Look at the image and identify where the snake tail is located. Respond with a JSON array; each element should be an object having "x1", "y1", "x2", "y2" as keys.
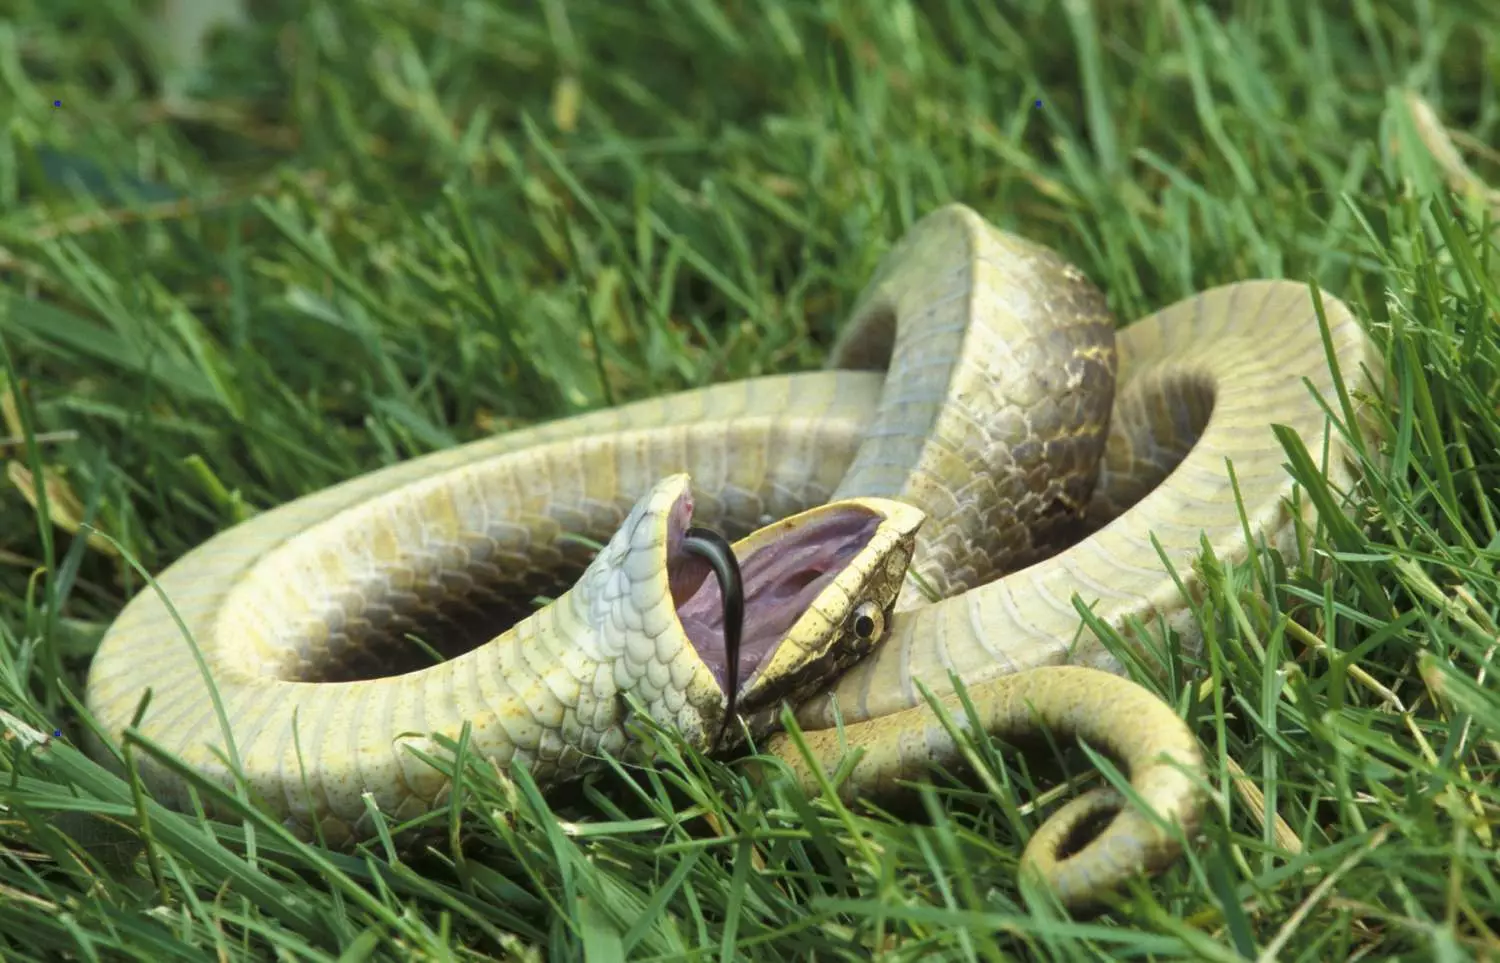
[{"x1": 762, "y1": 664, "x2": 1203, "y2": 910}]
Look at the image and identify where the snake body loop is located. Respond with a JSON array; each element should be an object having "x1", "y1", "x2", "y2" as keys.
[{"x1": 85, "y1": 204, "x2": 1379, "y2": 908}]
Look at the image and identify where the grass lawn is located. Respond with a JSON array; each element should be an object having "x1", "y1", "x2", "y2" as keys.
[{"x1": 3, "y1": 1, "x2": 1498, "y2": 959}]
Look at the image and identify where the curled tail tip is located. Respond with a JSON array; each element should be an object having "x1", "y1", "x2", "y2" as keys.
[{"x1": 1018, "y1": 781, "x2": 1202, "y2": 911}]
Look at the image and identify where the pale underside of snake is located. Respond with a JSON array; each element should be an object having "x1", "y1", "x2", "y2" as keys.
[{"x1": 84, "y1": 204, "x2": 1381, "y2": 909}]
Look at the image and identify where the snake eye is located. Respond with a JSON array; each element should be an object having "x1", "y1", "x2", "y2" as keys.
[{"x1": 850, "y1": 601, "x2": 884, "y2": 641}]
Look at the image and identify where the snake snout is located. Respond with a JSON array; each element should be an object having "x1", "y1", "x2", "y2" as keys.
[{"x1": 672, "y1": 506, "x2": 885, "y2": 695}]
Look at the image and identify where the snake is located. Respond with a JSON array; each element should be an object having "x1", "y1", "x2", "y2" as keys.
[{"x1": 82, "y1": 204, "x2": 1379, "y2": 909}]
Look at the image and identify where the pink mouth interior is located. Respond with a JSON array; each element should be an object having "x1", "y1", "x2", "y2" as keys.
[{"x1": 667, "y1": 496, "x2": 883, "y2": 694}]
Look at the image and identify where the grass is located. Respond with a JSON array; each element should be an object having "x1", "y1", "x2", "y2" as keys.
[{"x1": 2, "y1": 0, "x2": 1498, "y2": 959}]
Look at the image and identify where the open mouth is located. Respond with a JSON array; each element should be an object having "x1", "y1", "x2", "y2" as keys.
[{"x1": 666, "y1": 493, "x2": 884, "y2": 698}]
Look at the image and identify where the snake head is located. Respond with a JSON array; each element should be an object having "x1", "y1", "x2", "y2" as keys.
[{"x1": 664, "y1": 479, "x2": 923, "y2": 744}]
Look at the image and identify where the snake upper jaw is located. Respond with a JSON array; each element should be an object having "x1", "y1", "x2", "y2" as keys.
[{"x1": 671, "y1": 494, "x2": 923, "y2": 741}]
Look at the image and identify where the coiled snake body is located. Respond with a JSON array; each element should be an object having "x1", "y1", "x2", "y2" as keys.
[{"x1": 85, "y1": 205, "x2": 1378, "y2": 908}]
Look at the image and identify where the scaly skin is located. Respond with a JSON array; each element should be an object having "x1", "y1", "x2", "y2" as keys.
[{"x1": 84, "y1": 204, "x2": 1381, "y2": 908}]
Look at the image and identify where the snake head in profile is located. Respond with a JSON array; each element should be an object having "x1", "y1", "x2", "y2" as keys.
[{"x1": 587, "y1": 474, "x2": 923, "y2": 756}]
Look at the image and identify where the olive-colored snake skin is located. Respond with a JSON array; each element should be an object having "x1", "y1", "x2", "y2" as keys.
[{"x1": 84, "y1": 205, "x2": 1378, "y2": 909}]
